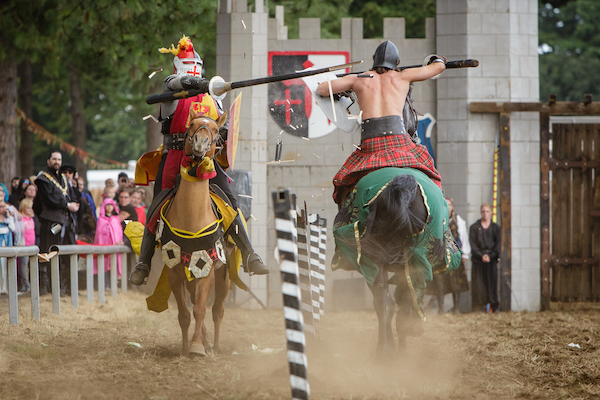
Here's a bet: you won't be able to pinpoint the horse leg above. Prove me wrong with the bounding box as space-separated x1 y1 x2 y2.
368 268 393 358
189 268 215 357
188 284 212 349
212 264 230 352
393 265 425 353
167 267 191 355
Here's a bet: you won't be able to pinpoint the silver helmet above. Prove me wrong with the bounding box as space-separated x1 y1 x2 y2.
372 40 400 70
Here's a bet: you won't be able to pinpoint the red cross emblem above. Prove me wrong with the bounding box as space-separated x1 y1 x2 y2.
187 65 201 77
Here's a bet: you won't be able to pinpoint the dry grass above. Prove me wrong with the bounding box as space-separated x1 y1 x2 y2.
1 292 600 399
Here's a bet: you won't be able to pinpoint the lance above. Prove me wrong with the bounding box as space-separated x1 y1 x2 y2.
146 60 363 104
336 58 480 77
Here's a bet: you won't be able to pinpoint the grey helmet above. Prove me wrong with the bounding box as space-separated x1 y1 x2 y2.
372 40 400 70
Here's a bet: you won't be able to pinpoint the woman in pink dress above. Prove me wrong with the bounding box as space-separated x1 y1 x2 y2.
94 198 123 277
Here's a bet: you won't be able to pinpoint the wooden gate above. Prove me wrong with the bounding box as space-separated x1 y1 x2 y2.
546 123 600 303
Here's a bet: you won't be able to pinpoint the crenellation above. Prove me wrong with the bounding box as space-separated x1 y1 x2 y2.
299 18 321 39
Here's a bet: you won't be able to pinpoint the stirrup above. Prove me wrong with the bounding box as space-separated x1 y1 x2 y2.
245 253 269 275
129 262 150 286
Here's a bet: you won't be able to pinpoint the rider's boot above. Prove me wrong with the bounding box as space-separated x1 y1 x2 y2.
129 226 157 286
225 213 269 275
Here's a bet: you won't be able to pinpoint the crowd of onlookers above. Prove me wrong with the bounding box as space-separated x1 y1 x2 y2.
0 151 148 296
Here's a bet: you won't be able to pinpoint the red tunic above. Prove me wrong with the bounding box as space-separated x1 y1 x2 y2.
161 94 220 191
332 134 442 205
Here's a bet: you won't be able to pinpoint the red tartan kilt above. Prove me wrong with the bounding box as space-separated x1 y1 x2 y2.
333 135 441 204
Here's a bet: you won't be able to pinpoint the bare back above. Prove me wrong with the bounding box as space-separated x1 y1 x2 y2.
316 63 445 120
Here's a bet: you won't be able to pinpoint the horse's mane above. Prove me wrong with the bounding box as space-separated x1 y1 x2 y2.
360 174 428 266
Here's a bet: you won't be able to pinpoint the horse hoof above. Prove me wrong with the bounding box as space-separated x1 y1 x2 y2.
190 343 206 357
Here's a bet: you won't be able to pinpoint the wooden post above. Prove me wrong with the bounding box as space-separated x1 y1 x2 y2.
499 112 512 311
540 112 551 310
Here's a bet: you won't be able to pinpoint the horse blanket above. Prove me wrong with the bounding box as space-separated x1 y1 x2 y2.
332 168 461 296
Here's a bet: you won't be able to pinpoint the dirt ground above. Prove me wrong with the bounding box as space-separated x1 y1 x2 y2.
1 291 600 400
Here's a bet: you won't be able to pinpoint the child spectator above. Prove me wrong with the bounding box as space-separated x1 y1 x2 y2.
94 198 123 279
18 199 36 293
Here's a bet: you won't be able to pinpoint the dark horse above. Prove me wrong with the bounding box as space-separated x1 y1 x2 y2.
333 168 460 356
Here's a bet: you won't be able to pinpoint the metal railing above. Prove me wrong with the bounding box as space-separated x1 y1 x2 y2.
0 244 133 326
0 246 40 325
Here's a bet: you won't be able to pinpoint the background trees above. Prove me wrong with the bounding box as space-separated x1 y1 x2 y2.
0 0 595 188
538 0 599 102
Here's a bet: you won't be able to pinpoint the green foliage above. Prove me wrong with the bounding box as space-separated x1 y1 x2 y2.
3 0 218 172
539 0 600 101
267 0 435 39
348 0 436 38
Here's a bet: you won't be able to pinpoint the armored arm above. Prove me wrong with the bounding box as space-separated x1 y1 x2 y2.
164 75 209 92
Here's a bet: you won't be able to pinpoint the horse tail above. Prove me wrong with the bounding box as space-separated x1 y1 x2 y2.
362 174 427 266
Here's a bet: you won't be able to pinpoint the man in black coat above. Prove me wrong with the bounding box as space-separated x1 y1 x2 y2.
469 203 501 313
34 151 80 296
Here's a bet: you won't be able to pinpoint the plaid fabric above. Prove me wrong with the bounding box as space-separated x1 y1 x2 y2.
333 134 441 204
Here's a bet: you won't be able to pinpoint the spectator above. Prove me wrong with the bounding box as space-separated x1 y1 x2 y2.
18 199 36 294
101 179 117 206
445 198 471 315
9 177 20 197
77 176 97 218
94 198 123 281
74 176 97 244
8 178 30 208
130 190 146 225
117 172 129 194
116 189 138 231
0 200 16 295
469 203 501 313
34 151 80 296
21 183 38 203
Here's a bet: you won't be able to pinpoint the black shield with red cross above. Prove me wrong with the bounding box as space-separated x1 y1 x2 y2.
268 51 350 139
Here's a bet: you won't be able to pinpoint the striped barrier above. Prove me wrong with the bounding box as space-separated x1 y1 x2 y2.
307 215 322 322
317 217 327 316
296 212 315 334
273 189 310 400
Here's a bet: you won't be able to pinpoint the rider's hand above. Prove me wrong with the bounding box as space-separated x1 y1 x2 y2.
427 54 447 65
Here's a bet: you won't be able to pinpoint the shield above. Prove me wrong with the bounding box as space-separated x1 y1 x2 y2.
268 51 352 138
301 73 360 133
227 92 242 170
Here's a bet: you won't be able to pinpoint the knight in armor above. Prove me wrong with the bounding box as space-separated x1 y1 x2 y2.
129 35 268 286
316 40 446 206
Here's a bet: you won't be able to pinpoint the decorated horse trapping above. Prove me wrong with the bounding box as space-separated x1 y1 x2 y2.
333 167 461 289
331 167 462 354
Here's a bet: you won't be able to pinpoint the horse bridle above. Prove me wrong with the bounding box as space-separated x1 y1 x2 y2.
184 117 221 160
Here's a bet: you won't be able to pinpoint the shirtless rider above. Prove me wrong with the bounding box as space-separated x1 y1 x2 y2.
316 40 446 205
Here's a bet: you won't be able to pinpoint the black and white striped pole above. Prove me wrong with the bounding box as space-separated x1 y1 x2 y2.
296 211 315 334
318 218 327 315
273 189 310 400
307 214 322 321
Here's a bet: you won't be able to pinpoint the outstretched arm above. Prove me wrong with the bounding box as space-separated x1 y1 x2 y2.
400 62 445 83
316 74 357 96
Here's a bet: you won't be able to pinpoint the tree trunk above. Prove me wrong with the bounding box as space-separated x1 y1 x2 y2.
0 53 18 189
18 61 33 178
69 64 87 179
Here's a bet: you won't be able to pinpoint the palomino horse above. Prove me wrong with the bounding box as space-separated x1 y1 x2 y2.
159 111 229 356
333 168 461 357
